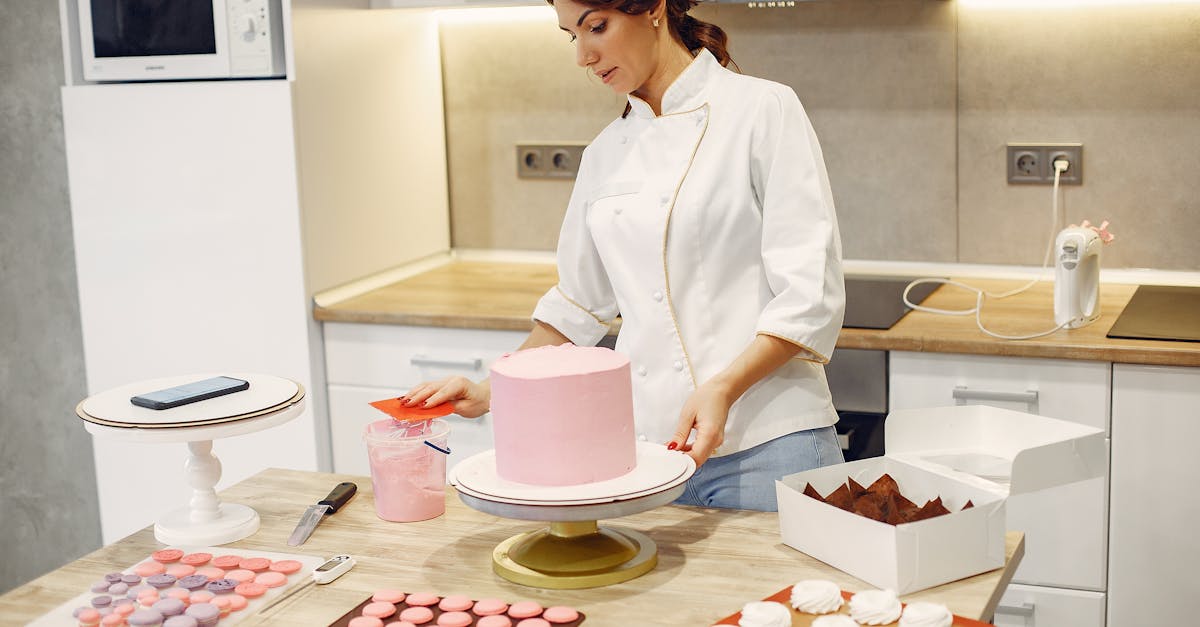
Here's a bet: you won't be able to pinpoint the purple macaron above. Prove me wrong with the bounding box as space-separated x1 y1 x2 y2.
184 602 219 627
163 615 199 627
146 574 177 589
152 598 186 617
176 574 209 591
204 578 238 594
127 608 166 626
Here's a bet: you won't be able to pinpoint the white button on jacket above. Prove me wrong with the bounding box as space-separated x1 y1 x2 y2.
533 49 845 456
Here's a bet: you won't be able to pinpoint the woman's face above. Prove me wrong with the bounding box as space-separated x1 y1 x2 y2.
555 0 661 98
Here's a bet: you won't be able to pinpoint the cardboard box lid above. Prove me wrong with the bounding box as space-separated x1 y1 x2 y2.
884 405 1107 497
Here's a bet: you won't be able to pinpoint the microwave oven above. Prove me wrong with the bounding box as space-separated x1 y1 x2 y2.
77 0 286 82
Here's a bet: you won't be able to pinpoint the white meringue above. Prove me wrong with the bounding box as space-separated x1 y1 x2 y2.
738 601 792 627
849 589 903 625
790 579 844 615
812 615 859 627
899 601 954 627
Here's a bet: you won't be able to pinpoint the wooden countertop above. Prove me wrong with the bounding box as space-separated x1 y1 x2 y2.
313 260 1200 367
0 468 1023 626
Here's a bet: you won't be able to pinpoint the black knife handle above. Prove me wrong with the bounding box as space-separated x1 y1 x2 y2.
318 482 357 514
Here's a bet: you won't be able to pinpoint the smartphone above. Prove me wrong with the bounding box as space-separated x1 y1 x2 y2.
130 376 250 410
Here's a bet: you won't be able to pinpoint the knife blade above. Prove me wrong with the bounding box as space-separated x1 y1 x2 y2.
287 482 357 546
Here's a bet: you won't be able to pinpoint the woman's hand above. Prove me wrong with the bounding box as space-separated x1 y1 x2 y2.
402 377 491 419
668 379 737 467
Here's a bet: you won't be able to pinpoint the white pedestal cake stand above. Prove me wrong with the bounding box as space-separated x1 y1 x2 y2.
450 442 696 589
77 373 305 546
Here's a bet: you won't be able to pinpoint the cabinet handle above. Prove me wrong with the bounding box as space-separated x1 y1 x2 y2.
952 386 1039 412
410 356 483 371
995 602 1035 618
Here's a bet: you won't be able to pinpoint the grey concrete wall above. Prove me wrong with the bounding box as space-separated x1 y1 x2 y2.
0 0 101 593
442 0 1200 271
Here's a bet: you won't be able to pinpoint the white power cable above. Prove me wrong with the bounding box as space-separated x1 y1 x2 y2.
902 159 1073 340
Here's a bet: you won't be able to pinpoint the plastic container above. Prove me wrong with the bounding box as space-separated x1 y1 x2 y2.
363 418 450 522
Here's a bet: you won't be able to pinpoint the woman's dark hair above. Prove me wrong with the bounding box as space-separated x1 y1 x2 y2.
550 0 734 70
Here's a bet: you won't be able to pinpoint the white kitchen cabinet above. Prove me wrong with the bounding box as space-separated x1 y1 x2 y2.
889 351 1110 626
1108 364 1200 626
323 322 527 476
994 584 1106 627
889 352 1110 433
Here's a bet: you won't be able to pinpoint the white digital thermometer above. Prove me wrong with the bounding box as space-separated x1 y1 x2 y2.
312 554 355 584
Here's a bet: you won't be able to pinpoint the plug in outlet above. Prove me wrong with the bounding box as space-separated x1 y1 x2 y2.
517 143 587 179
1007 143 1083 185
1046 146 1083 185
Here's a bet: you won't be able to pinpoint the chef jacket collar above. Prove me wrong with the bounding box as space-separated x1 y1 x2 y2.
626 48 717 119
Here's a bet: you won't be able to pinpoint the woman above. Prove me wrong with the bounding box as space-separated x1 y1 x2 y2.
403 0 845 511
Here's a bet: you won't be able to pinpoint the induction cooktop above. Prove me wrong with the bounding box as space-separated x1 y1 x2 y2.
1106 285 1200 342
843 276 941 330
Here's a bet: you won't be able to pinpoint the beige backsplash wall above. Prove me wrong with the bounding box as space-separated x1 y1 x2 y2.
440 0 1200 270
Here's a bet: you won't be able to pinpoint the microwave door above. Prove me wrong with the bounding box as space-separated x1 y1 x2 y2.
79 0 232 81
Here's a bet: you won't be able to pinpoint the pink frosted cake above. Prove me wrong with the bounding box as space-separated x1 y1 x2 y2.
489 345 637 486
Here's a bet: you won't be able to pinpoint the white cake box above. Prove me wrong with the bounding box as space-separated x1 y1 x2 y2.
776 405 1106 594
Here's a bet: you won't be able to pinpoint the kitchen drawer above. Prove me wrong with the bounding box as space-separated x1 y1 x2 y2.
994 584 1105 627
889 351 1110 591
328 383 495 478
889 352 1110 433
323 322 527 388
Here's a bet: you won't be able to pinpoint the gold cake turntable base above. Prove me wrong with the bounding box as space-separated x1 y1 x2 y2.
450 443 695 589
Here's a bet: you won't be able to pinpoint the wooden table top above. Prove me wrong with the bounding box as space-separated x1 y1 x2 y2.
313 260 1200 367
0 468 1023 626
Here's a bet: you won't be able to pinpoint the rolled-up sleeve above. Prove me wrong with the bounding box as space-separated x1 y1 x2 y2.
749 86 845 363
532 151 619 347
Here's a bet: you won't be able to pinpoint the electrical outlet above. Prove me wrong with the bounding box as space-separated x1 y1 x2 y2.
1006 143 1083 185
1045 145 1083 185
517 145 544 179
516 143 587 179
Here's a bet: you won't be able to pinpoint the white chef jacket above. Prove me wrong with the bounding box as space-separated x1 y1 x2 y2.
532 48 845 457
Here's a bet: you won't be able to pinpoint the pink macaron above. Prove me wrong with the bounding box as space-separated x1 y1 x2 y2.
133 562 166 578
362 602 397 619
541 606 579 623
437 595 473 612
404 592 440 607
478 615 515 627
253 571 287 588
473 599 508 616
508 601 543 619
436 611 472 627
398 606 434 624
268 560 303 575
372 590 406 604
222 569 256 583
226 594 248 612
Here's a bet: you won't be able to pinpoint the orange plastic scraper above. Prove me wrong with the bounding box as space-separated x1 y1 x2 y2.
368 398 455 422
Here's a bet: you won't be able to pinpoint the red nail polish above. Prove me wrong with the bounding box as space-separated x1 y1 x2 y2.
667 441 677 451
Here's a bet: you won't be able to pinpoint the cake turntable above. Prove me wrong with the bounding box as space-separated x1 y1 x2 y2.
450 441 696 589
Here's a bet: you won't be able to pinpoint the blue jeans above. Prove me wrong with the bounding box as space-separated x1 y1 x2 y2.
673 426 843 512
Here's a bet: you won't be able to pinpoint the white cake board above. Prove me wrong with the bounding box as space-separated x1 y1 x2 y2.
451 442 696 520
450 441 694 505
